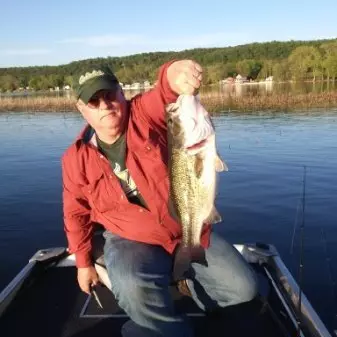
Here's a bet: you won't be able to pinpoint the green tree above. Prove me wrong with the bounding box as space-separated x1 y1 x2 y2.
0 75 19 91
203 64 227 84
221 62 237 77
64 75 75 87
288 46 322 81
321 42 337 81
236 60 251 77
249 61 263 79
257 60 274 80
19 76 29 89
48 74 64 88
29 76 50 90
310 48 323 81
273 60 290 81
235 59 262 79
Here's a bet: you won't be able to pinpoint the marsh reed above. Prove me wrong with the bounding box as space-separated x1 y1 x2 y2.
0 95 75 112
1 90 337 113
201 91 337 114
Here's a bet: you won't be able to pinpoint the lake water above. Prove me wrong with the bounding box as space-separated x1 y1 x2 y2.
0 109 336 332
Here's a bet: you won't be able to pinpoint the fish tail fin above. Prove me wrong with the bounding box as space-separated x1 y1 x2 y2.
173 244 208 281
190 245 207 267
173 245 191 281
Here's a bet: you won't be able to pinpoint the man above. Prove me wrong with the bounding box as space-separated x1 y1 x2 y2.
62 59 257 337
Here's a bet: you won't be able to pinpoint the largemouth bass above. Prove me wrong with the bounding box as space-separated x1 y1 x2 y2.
166 95 227 277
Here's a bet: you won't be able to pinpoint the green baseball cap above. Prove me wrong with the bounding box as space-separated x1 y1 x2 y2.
74 65 120 104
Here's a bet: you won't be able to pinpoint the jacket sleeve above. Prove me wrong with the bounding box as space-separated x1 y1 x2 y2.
62 150 93 268
131 60 178 131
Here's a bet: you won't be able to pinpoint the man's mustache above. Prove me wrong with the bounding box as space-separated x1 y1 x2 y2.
99 109 119 120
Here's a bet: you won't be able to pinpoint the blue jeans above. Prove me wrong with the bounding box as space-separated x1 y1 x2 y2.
103 231 258 337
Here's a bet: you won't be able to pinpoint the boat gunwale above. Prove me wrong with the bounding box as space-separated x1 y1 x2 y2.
0 261 36 317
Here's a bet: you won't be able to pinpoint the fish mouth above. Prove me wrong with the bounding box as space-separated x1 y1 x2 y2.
186 139 208 154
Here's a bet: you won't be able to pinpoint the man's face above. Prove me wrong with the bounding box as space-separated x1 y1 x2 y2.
77 87 128 140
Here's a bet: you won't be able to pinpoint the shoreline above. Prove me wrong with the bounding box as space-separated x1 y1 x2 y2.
1 91 337 113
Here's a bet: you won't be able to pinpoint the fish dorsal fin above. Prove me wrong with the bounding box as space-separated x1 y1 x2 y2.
204 206 222 224
215 154 228 172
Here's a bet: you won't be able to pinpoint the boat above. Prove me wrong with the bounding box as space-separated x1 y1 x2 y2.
0 232 333 337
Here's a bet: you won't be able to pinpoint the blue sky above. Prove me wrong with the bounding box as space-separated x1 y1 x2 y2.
1 0 336 68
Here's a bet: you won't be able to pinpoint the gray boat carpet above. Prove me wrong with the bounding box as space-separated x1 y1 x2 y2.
0 266 285 337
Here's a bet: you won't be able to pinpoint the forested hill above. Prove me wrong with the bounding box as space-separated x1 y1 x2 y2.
1 38 337 91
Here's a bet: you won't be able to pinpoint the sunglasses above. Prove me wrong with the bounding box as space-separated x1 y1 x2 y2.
87 90 118 109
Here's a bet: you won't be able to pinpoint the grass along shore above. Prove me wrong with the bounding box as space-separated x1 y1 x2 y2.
1 90 337 113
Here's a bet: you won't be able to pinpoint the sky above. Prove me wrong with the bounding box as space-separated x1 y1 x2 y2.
1 0 336 68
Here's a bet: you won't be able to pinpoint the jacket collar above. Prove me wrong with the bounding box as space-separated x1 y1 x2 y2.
76 124 97 147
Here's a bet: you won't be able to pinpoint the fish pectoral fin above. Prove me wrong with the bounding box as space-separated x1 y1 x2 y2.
194 154 204 178
215 154 228 172
204 206 222 224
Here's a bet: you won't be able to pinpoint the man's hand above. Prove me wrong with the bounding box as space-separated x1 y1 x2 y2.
77 266 100 294
167 60 203 95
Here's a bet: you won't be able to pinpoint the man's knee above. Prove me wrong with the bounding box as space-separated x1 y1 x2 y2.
113 280 141 314
111 264 169 319
233 268 259 304
111 270 164 313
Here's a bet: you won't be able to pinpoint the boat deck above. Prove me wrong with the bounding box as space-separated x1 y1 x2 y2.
0 264 288 337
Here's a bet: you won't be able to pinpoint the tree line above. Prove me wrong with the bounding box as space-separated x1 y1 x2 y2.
0 38 336 92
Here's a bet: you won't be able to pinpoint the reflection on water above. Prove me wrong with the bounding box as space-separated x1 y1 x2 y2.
0 109 337 332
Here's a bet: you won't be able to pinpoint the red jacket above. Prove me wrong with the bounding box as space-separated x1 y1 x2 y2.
62 61 211 268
